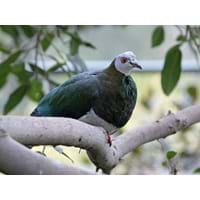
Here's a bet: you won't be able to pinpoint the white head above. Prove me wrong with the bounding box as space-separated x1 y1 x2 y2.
114 51 142 75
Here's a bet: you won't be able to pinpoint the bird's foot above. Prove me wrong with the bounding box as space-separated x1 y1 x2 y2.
106 129 119 146
100 128 113 146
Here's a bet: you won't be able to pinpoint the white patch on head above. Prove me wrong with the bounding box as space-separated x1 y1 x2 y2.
114 51 139 75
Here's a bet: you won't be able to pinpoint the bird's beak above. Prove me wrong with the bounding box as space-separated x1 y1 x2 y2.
129 61 142 70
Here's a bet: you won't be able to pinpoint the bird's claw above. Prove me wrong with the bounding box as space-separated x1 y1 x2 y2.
107 133 112 146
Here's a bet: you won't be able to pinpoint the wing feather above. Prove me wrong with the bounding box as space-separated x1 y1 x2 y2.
33 72 99 119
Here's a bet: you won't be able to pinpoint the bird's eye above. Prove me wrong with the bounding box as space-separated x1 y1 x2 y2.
120 57 128 64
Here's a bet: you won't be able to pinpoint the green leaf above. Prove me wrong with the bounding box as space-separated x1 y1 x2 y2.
69 32 82 55
0 52 22 88
47 79 59 87
1 50 22 66
3 84 29 114
1 26 20 45
0 78 7 89
0 43 10 54
176 35 187 42
27 79 44 102
0 65 11 89
11 64 33 83
152 26 165 47
166 151 177 160
67 31 95 54
193 168 200 174
187 85 198 102
161 45 182 95
29 63 46 76
21 26 36 38
1 26 19 37
82 41 96 49
65 31 81 42
70 38 80 55
47 63 65 73
41 33 54 51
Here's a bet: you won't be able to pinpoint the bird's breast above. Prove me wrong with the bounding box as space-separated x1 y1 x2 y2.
79 109 117 133
93 75 137 128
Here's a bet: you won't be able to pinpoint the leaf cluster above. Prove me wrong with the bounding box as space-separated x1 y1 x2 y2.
151 25 200 95
0 26 96 114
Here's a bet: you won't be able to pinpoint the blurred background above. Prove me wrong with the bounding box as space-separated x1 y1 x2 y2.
0 25 200 174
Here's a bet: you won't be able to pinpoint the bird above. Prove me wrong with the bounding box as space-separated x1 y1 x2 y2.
31 51 142 146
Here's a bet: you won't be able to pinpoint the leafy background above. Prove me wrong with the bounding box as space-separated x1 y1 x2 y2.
0 25 200 174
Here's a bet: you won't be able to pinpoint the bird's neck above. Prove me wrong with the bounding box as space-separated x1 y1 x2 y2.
104 59 127 80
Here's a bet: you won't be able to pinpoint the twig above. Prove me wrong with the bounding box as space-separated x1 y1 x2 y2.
35 29 42 67
33 29 43 79
158 138 178 175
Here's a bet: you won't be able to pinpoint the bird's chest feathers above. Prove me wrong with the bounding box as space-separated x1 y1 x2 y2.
93 76 137 128
79 109 116 132
100 76 135 108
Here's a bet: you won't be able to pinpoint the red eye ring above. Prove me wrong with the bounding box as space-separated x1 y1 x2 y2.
120 57 128 64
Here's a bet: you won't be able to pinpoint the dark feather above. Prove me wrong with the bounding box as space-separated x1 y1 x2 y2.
31 62 137 128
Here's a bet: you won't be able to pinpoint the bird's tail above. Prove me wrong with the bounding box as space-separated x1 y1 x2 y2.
30 108 41 116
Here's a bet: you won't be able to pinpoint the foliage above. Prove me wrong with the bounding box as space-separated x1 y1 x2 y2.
193 167 200 174
151 25 200 95
161 45 182 95
166 150 177 160
0 25 95 114
0 26 200 174
151 26 165 47
1 25 200 113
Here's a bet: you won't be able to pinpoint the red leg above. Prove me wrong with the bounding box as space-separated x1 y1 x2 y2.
106 129 118 146
107 134 112 146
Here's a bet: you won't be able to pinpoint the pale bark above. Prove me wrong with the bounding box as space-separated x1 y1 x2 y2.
0 129 93 175
0 104 200 174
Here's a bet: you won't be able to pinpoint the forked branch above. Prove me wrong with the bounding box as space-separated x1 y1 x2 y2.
0 104 200 174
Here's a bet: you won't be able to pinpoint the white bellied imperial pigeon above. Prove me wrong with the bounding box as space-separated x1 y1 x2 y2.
31 51 142 145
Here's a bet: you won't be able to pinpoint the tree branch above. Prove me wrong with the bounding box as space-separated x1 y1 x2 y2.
0 104 200 174
0 129 93 175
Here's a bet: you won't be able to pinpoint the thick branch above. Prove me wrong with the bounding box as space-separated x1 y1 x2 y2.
0 104 200 174
115 104 200 158
0 129 93 175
